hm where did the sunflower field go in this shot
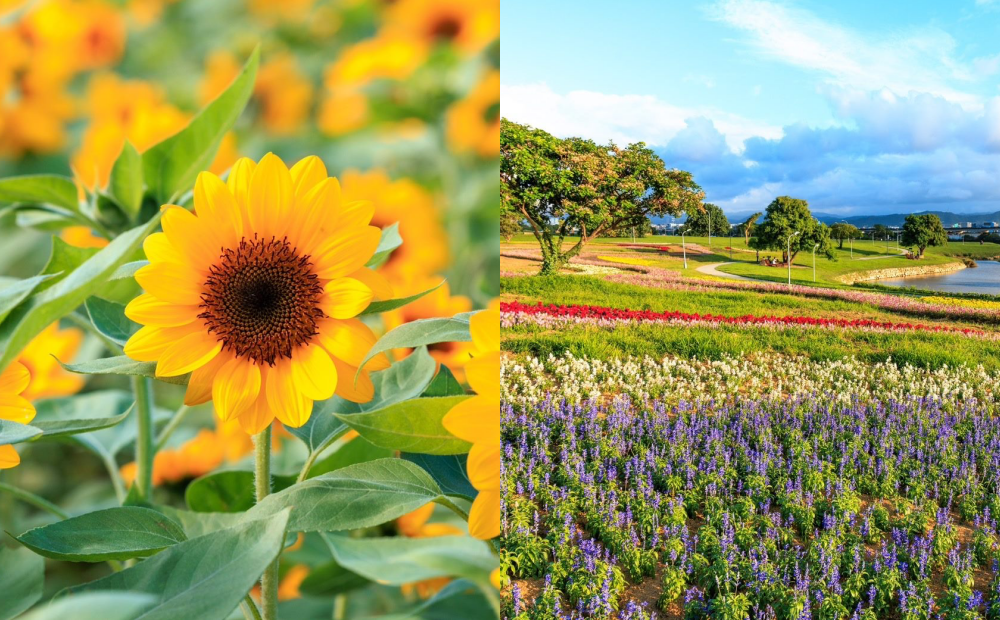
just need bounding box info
[0,1,500,618]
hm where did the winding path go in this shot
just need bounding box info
[695,262,753,281]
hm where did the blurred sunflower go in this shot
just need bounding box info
[383,0,498,56]
[341,170,448,281]
[323,32,428,89]
[442,309,499,539]
[61,226,108,249]
[123,154,392,434]
[0,362,35,469]
[19,322,85,400]
[446,70,499,158]
[397,502,463,598]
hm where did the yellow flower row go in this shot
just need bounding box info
[921,295,1000,310]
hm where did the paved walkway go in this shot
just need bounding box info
[855,250,906,260]
[695,262,754,281]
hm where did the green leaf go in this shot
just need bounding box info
[19,593,156,620]
[0,546,43,620]
[359,280,444,316]
[376,579,498,620]
[421,365,465,397]
[285,407,348,454]
[16,507,187,562]
[307,436,392,479]
[14,209,76,232]
[58,355,189,386]
[0,174,79,212]
[0,419,42,446]
[143,47,260,202]
[365,222,402,269]
[401,453,476,500]
[86,297,138,347]
[0,217,160,373]
[336,396,472,455]
[358,313,473,371]
[185,471,256,513]
[68,509,291,620]
[299,560,369,597]
[0,275,54,325]
[325,534,497,585]
[110,260,148,281]
[109,141,143,217]
[36,237,99,292]
[245,459,443,532]
[31,390,133,438]
[157,507,243,538]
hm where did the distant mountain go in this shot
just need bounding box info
[652,210,1000,227]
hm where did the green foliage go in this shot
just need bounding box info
[365,222,402,269]
[0,547,43,620]
[683,203,729,237]
[299,560,370,596]
[18,593,157,620]
[16,507,187,562]
[753,196,834,263]
[30,390,133,438]
[0,418,42,446]
[336,395,473,455]
[109,142,143,218]
[0,174,80,213]
[185,471,259,513]
[0,275,54,325]
[830,222,862,248]
[902,213,948,258]
[360,279,443,315]
[359,313,473,370]
[57,355,189,386]
[324,534,496,585]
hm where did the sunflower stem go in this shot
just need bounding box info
[132,377,155,502]
[154,404,191,452]
[254,425,278,620]
[0,481,69,519]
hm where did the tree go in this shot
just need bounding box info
[873,224,891,240]
[738,212,762,247]
[500,210,522,242]
[501,118,704,275]
[830,223,861,249]
[753,196,835,264]
[605,217,653,238]
[683,203,729,237]
[901,214,947,258]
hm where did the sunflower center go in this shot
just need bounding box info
[429,15,463,40]
[199,236,325,365]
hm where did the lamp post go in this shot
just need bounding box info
[812,243,819,282]
[681,230,688,269]
[849,236,853,258]
[729,229,733,260]
[787,231,800,287]
[708,215,711,248]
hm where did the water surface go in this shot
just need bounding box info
[878,260,1000,295]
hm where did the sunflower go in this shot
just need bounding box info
[123,153,392,434]
[18,322,85,400]
[442,309,499,539]
[446,70,499,158]
[383,0,498,56]
[0,362,36,469]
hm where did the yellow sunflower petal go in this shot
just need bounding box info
[142,232,185,265]
[0,394,34,424]
[135,261,204,306]
[316,318,389,371]
[290,155,328,200]
[470,310,500,354]
[238,390,275,434]
[194,171,242,248]
[0,444,20,469]
[290,177,339,257]
[321,278,373,319]
[442,394,497,445]
[467,441,501,492]
[266,360,314,428]
[184,352,230,406]
[338,199,375,229]
[161,206,223,269]
[467,489,500,540]
[0,361,30,396]
[248,152,293,239]
[397,503,434,536]
[330,357,374,403]
[466,352,499,399]
[291,344,337,400]
[312,226,381,280]
[125,294,199,327]
[124,324,202,362]
[348,267,393,301]
[227,156,257,214]
[156,331,223,377]
[213,358,261,422]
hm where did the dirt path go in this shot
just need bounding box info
[694,262,754,280]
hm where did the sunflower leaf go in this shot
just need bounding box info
[0,216,160,374]
[357,313,474,373]
[365,222,402,269]
[18,593,156,620]
[56,355,189,386]
[15,506,187,562]
[143,47,260,203]
[335,395,472,455]
[375,579,499,620]
[0,174,80,213]
[401,453,477,500]
[85,297,138,347]
[359,279,444,316]
[109,141,143,217]
[31,390,134,438]
[0,419,42,446]
[298,559,369,597]
[323,534,497,586]
[66,509,291,620]
[0,274,54,326]
[0,547,44,620]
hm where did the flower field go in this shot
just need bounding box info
[0,1,499,619]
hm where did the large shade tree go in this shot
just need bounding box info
[830,222,861,249]
[683,203,729,237]
[901,213,947,258]
[501,118,703,275]
[753,196,834,264]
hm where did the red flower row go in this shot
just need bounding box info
[500,300,986,336]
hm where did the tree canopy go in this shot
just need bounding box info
[901,214,947,258]
[752,196,834,264]
[501,118,704,275]
[737,212,762,246]
[829,223,861,249]
[683,203,729,237]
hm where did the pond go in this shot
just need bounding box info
[878,260,1000,295]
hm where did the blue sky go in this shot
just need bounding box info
[501,0,1000,216]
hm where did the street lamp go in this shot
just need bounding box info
[708,215,711,248]
[812,243,819,282]
[681,229,688,269]
[787,231,800,286]
[849,236,853,259]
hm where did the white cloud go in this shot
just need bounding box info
[499,82,782,152]
[710,0,982,108]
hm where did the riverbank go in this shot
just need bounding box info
[836,260,967,285]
